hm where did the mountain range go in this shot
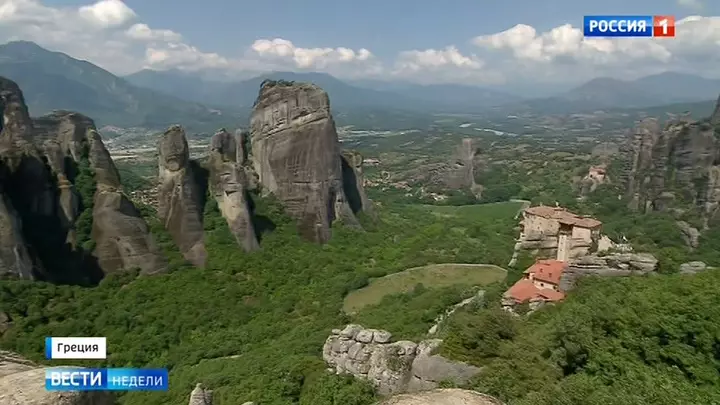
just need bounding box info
[1,41,719,129]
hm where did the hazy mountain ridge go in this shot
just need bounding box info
[0,41,238,130]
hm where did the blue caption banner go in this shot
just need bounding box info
[45,368,168,391]
[583,15,653,37]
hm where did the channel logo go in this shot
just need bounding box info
[583,15,675,37]
[45,368,169,391]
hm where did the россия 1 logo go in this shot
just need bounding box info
[583,15,675,37]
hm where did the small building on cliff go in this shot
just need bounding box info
[516,205,602,262]
[502,259,567,312]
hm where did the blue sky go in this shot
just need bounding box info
[3,0,720,87]
[45,0,717,60]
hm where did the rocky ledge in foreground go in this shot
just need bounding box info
[0,350,114,405]
[323,324,481,396]
[377,388,504,405]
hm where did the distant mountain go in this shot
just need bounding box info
[125,70,520,112]
[495,73,720,115]
[0,41,238,129]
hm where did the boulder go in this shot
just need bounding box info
[676,221,701,249]
[250,80,357,243]
[376,389,504,405]
[208,129,259,252]
[679,261,708,274]
[188,383,213,405]
[157,125,207,267]
[0,350,115,405]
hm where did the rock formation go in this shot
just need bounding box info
[679,261,709,274]
[0,76,165,280]
[158,125,207,267]
[376,389,504,405]
[323,324,481,396]
[579,165,609,196]
[188,383,213,405]
[250,80,359,242]
[622,99,720,226]
[208,129,259,251]
[444,138,482,197]
[561,252,658,291]
[0,350,115,405]
[341,150,374,216]
[676,220,701,249]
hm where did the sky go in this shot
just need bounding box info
[1,0,719,88]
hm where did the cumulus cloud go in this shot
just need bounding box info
[0,0,718,85]
[470,16,720,82]
[250,38,374,69]
[125,23,182,42]
[78,0,135,27]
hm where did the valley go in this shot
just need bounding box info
[0,42,720,405]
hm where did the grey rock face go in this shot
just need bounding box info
[623,102,720,225]
[250,80,356,243]
[158,125,207,267]
[208,129,259,252]
[561,252,658,291]
[188,383,213,405]
[341,150,374,216]
[376,389,504,405]
[323,324,481,396]
[0,194,33,279]
[34,111,167,276]
[445,138,481,195]
[0,350,115,405]
[676,221,701,249]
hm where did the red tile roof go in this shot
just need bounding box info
[524,205,602,228]
[524,259,567,285]
[504,279,565,304]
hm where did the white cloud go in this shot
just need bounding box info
[126,23,182,42]
[250,38,374,69]
[78,0,135,27]
[469,16,720,82]
[678,0,704,10]
[0,0,718,86]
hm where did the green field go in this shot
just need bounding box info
[343,263,507,313]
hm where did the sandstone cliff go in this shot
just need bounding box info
[208,129,259,251]
[622,99,720,226]
[323,324,481,396]
[0,76,166,280]
[158,125,207,267]
[250,80,359,242]
[0,350,115,405]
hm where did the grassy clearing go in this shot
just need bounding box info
[343,263,507,313]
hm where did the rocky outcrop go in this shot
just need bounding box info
[208,129,259,252]
[561,252,658,291]
[377,389,504,405]
[679,261,709,274]
[0,350,115,405]
[158,125,207,267]
[250,80,358,243]
[622,99,720,226]
[323,324,481,396]
[676,220,701,249]
[34,111,167,276]
[444,138,482,198]
[341,150,374,216]
[188,383,213,405]
[0,77,167,280]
